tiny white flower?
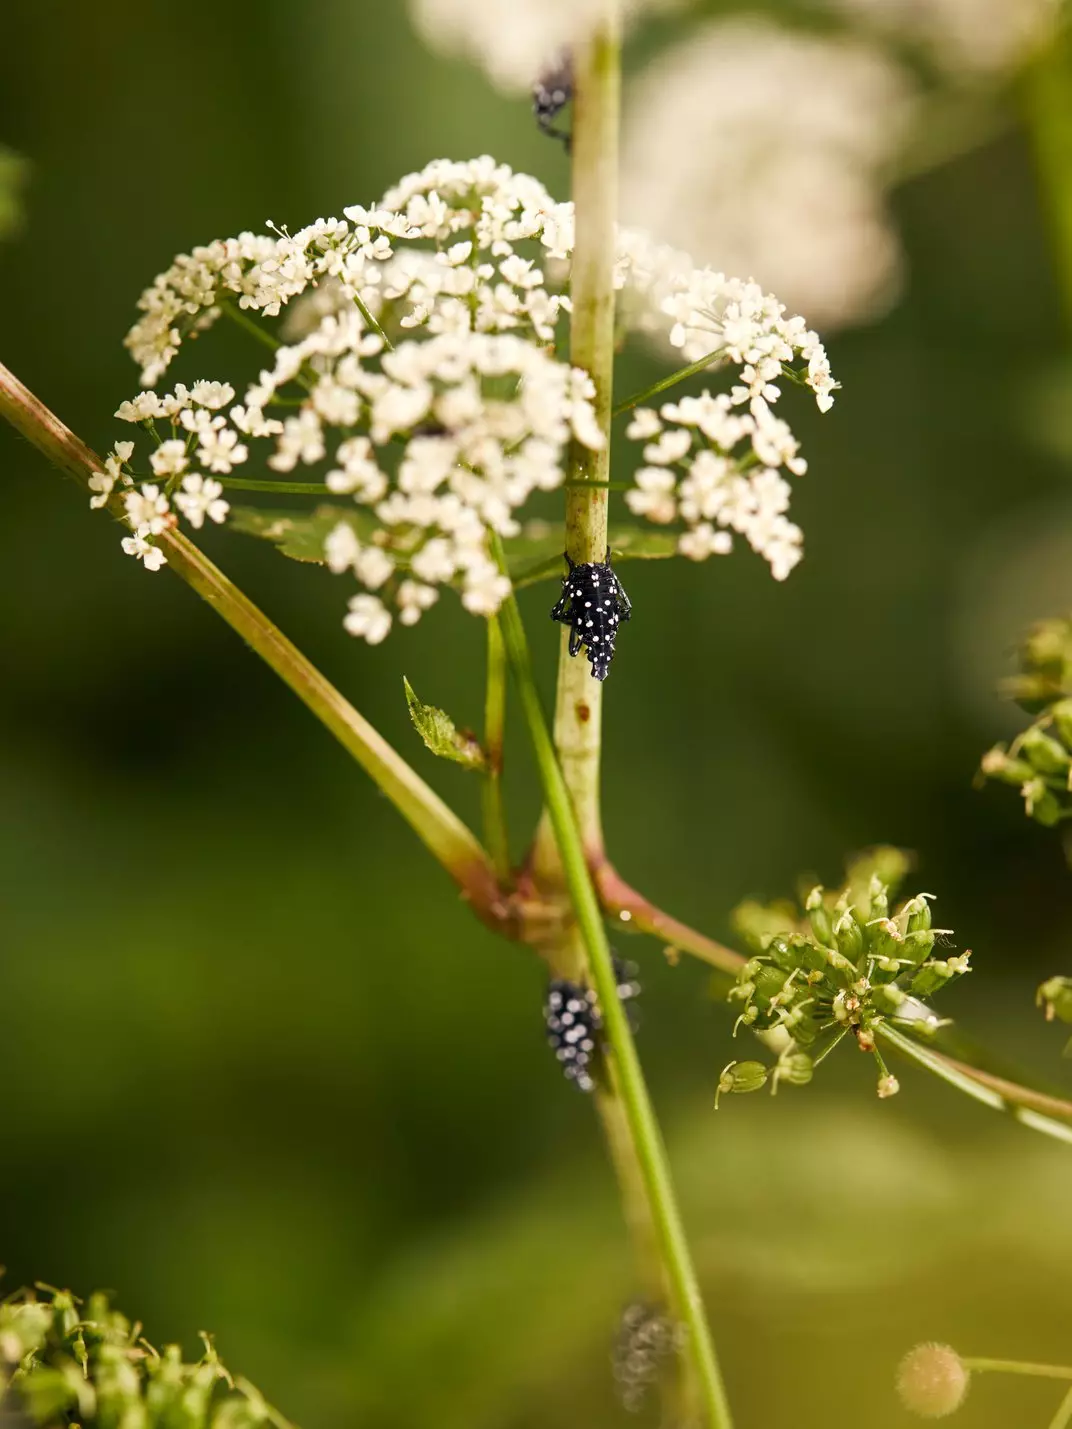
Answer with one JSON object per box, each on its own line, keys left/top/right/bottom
{"left": 625, "top": 408, "right": 662, "bottom": 440}
{"left": 190, "top": 380, "right": 236, "bottom": 409}
{"left": 397, "top": 579, "right": 440, "bottom": 626}
{"left": 149, "top": 440, "right": 189, "bottom": 479}
{"left": 121, "top": 524, "right": 168, "bottom": 570}
{"left": 173, "top": 474, "right": 229, "bottom": 529}
{"left": 115, "top": 391, "right": 165, "bottom": 423}
{"left": 343, "top": 593, "right": 392, "bottom": 643}
{"left": 124, "top": 484, "right": 171, "bottom": 535}
{"left": 197, "top": 425, "right": 249, "bottom": 474}
{"left": 324, "top": 521, "right": 362, "bottom": 574}
{"left": 354, "top": 545, "right": 395, "bottom": 590}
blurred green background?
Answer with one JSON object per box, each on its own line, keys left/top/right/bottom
{"left": 3, "top": 3, "right": 1072, "bottom": 1426}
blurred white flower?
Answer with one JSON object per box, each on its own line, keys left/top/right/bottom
{"left": 824, "top": 0, "right": 1057, "bottom": 77}
{"left": 120, "top": 525, "right": 167, "bottom": 572}
{"left": 173, "top": 474, "right": 229, "bottom": 530}
{"left": 621, "top": 18, "right": 916, "bottom": 329}
{"left": 407, "top": 0, "right": 685, "bottom": 93}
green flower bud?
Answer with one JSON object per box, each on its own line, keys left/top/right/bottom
{"left": 877, "top": 1073, "right": 900, "bottom": 1098}
{"left": 979, "top": 745, "right": 1035, "bottom": 786}
{"left": 805, "top": 886, "right": 834, "bottom": 946}
{"left": 1019, "top": 724, "right": 1071, "bottom": 776}
{"left": 902, "top": 893, "right": 934, "bottom": 933}
{"left": 1022, "top": 777, "right": 1064, "bottom": 826}
{"left": 772, "top": 1050, "right": 813, "bottom": 1090}
{"left": 868, "top": 875, "right": 890, "bottom": 921}
{"left": 1051, "top": 698, "right": 1072, "bottom": 749}
{"left": 903, "top": 929, "right": 935, "bottom": 962}
{"left": 765, "top": 936, "right": 796, "bottom": 972}
{"left": 834, "top": 907, "right": 864, "bottom": 964}
{"left": 1038, "top": 975, "right": 1072, "bottom": 1025}
{"left": 715, "top": 1059, "right": 768, "bottom": 1107}
{"left": 869, "top": 918, "right": 905, "bottom": 964}
{"left": 753, "top": 964, "right": 791, "bottom": 1007}
{"left": 896, "top": 1343, "right": 970, "bottom": 1419}
{"left": 873, "top": 982, "right": 906, "bottom": 1013}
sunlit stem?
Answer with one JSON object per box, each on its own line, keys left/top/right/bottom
{"left": 1024, "top": 24, "right": 1072, "bottom": 328}
{"left": 495, "top": 548, "right": 735, "bottom": 1429}
{"left": 877, "top": 1024, "right": 1072, "bottom": 1144}
{"left": 482, "top": 615, "right": 511, "bottom": 882}
{"left": 217, "top": 477, "right": 330, "bottom": 495}
{"left": 220, "top": 301, "right": 282, "bottom": 352}
{"left": 1050, "top": 1386, "right": 1072, "bottom": 1429}
{"left": 353, "top": 293, "right": 393, "bottom": 351}
{"left": 0, "top": 358, "right": 510, "bottom": 931}
{"left": 613, "top": 351, "right": 727, "bottom": 417}
{"left": 962, "top": 1360, "right": 1072, "bottom": 1381}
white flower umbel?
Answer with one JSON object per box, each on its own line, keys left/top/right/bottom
{"left": 621, "top": 17, "right": 915, "bottom": 329}
{"left": 110, "top": 156, "right": 835, "bottom": 623}
{"left": 823, "top": 0, "right": 1057, "bottom": 78}
{"left": 624, "top": 394, "right": 806, "bottom": 580}
{"left": 407, "top": 0, "right": 685, "bottom": 92}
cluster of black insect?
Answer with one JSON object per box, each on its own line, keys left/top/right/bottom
{"left": 550, "top": 553, "right": 632, "bottom": 681}
{"left": 532, "top": 53, "right": 573, "bottom": 151}
{"left": 612, "top": 1302, "right": 680, "bottom": 1413}
{"left": 544, "top": 956, "right": 641, "bottom": 1092}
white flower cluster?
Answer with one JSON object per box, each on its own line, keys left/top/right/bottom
{"left": 110, "top": 156, "right": 835, "bottom": 635}
{"left": 824, "top": 0, "right": 1057, "bottom": 78}
{"left": 621, "top": 18, "right": 915, "bottom": 330}
{"left": 407, "top": 0, "right": 687, "bottom": 93}
{"left": 624, "top": 390, "right": 806, "bottom": 581}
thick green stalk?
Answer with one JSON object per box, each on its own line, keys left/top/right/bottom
{"left": 1050, "top": 1386, "right": 1072, "bottom": 1429}
{"left": 498, "top": 560, "right": 735, "bottom": 1429}
{"left": 482, "top": 615, "right": 511, "bottom": 882}
{"left": 0, "top": 358, "right": 509, "bottom": 931}
{"left": 531, "top": 19, "right": 620, "bottom": 874}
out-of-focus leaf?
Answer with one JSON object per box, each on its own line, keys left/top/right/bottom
{"left": 508, "top": 521, "right": 679, "bottom": 590}
{"left": 228, "top": 505, "right": 380, "bottom": 563}
{"left": 0, "top": 146, "right": 27, "bottom": 241}
{"left": 403, "top": 678, "right": 485, "bottom": 770}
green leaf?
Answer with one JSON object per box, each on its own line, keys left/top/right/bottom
{"left": 403, "top": 677, "right": 486, "bottom": 771}
{"left": 228, "top": 505, "right": 380, "bottom": 563}
{"left": 507, "top": 522, "right": 679, "bottom": 590}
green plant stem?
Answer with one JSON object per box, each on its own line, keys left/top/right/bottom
{"left": 613, "top": 351, "right": 727, "bottom": 417}
{"left": 482, "top": 615, "right": 511, "bottom": 882}
{"left": 530, "top": 14, "right": 621, "bottom": 875}
{"left": 878, "top": 1024, "right": 1072, "bottom": 1144}
{"left": 217, "top": 477, "right": 330, "bottom": 495}
{"left": 352, "top": 293, "right": 393, "bottom": 351}
{"left": 1024, "top": 22, "right": 1072, "bottom": 328}
{"left": 220, "top": 301, "right": 282, "bottom": 352}
{"left": 496, "top": 563, "right": 734, "bottom": 1429}
{"left": 592, "top": 860, "right": 745, "bottom": 976}
{"left": 963, "top": 1360, "right": 1072, "bottom": 1381}
{"left": 1050, "top": 1386, "right": 1072, "bottom": 1429}
{"left": 0, "top": 358, "right": 511, "bottom": 933}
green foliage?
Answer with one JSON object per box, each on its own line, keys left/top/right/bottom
{"left": 1038, "top": 975, "right": 1072, "bottom": 1055}
{"left": 0, "top": 145, "right": 27, "bottom": 241}
{"left": 0, "top": 1285, "right": 293, "bottom": 1429}
{"left": 228, "top": 507, "right": 675, "bottom": 589}
{"left": 980, "top": 617, "right": 1072, "bottom": 826}
{"left": 722, "top": 849, "right": 970, "bottom": 1102}
{"left": 403, "top": 676, "right": 485, "bottom": 770}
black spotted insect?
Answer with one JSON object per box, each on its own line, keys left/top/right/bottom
{"left": 544, "top": 957, "right": 641, "bottom": 1093}
{"left": 550, "top": 551, "right": 632, "bottom": 681}
{"left": 532, "top": 53, "right": 573, "bottom": 152}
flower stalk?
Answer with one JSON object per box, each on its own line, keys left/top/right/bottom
{"left": 482, "top": 614, "right": 511, "bottom": 881}
{"left": 0, "top": 357, "right": 510, "bottom": 932}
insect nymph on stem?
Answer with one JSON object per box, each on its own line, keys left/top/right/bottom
{"left": 532, "top": 52, "right": 573, "bottom": 151}
{"left": 550, "top": 552, "right": 632, "bottom": 681}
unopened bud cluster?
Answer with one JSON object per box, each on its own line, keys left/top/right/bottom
{"left": 719, "top": 850, "right": 969, "bottom": 1103}
{"left": 981, "top": 617, "right": 1072, "bottom": 826}
{"left": 1038, "top": 975, "right": 1072, "bottom": 1055}
{"left": 0, "top": 1284, "right": 285, "bottom": 1428}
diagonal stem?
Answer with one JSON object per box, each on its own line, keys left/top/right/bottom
{"left": 482, "top": 615, "right": 511, "bottom": 882}
{"left": 0, "top": 358, "right": 511, "bottom": 932}
{"left": 496, "top": 562, "right": 734, "bottom": 1429}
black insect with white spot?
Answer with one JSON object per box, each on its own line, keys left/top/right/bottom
{"left": 532, "top": 53, "right": 573, "bottom": 151}
{"left": 550, "top": 551, "right": 632, "bottom": 682}
{"left": 544, "top": 957, "right": 642, "bottom": 1092}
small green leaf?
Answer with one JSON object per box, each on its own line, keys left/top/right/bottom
{"left": 507, "top": 522, "right": 679, "bottom": 590}
{"left": 228, "top": 505, "right": 380, "bottom": 563}
{"left": 403, "top": 677, "right": 486, "bottom": 771}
